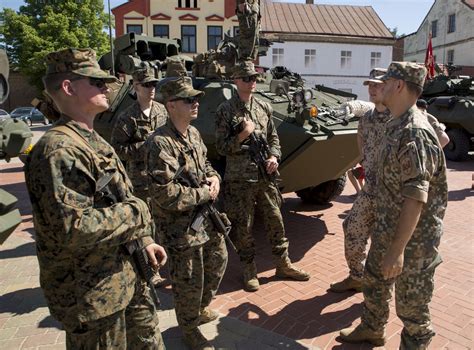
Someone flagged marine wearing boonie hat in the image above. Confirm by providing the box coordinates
[380,61,427,88]
[159,76,204,102]
[44,48,118,82]
[232,61,259,79]
[363,68,387,85]
[132,65,159,84]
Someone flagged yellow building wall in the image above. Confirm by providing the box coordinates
[122,0,238,56]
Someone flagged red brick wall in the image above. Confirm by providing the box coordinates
[0,72,38,113]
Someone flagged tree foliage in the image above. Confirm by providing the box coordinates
[0,0,112,92]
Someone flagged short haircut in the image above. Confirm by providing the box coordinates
[405,81,423,97]
[42,72,78,94]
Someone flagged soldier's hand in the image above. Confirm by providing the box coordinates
[265,155,279,174]
[206,176,220,200]
[381,249,404,280]
[238,119,255,142]
[145,243,167,270]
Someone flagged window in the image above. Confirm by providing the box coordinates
[178,0,198,8]
[126,24,143,35]
[153,25,169,38]
[304,49,316,68]
[181,25,196,53]
[233,26,240,37]
[448,14,456,33]
[272,48,284,66]
[207,26,222,50]
[340,50,352,69]
[370,52,381,68]
[447,49,454,64]
[431,20,438,38]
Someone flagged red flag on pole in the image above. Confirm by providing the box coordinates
[425,33,435,79]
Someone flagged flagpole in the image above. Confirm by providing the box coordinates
[108,0,115,76]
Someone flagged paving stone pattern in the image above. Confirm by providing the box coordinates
[1,153,473,349]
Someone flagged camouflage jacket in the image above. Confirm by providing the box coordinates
[146,119,220,250]
[375,106,447,268]
[24,115,154,324]
[358,108,391,194]
[110,100,168,196]
[215,94,281,182]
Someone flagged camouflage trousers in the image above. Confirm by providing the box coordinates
[342,190,376,280]
[362,230,441,349]
[237,12,259,61]
[167,232,228,332]
[64,282,164,349]
[224,180,289,264]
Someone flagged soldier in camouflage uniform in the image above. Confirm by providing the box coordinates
[146,77,228,350]
[215,62,309,292]
[330,68,391,293]
[340,62,448,349]
[236,0,260,61]
[24,48,167,349]
[111,65,168,285]
[416,99,450,148]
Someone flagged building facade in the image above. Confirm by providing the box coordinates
[112,0,239,54]
[403,0,474,75]
[258,1,394,100]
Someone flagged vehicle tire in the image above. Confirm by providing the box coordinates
[445,129,470,161]
[296,175,347,204]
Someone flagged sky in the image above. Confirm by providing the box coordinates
[1,0,434,36]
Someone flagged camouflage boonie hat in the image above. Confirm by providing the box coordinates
[44,48,117,82]
[380,61,427,88]
[132,65,159,84]
[166,57,187,78]
[232,61,259,79]
[160,76,204,102]
[363,68,387,85]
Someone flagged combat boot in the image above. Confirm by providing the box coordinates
[183,328,214,350]
[275,258,310,281]
[330,276,363,293]
[243,261,259,292]
[199,307,219,325]
[339,324,386,346]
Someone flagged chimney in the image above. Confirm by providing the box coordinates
[306,0,314,4]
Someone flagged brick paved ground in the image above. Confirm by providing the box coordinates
[1,150,473,349]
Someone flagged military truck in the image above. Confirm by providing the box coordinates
[95,33,364,204]
[422,68,474,161]
[0,49,33,244]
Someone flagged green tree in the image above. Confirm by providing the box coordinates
[0,0,112,92]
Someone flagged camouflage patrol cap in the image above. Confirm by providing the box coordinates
[380,61,427,88]
[166,57,187,78]
[132,65,159,84]
[44,48,117,82]
[363,68,387,85]
[232,61,259,79]
[160,76,204,102]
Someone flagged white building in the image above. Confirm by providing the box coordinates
[258,1,394,100]
[403,0,474,74]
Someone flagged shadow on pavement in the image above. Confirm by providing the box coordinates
[448,188,473,201]
[0,241,36,259]
[0,165,25,173]
[0,287,47,316]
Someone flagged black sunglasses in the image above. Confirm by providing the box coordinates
[141,81,156,88]
[241,75,257,83]
[171,96,200,104]
[88,78,108,89]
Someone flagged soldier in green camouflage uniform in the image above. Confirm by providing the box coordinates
[111,65,168,286]
[146,77,228,350]
[236,0,260,61]
[25,48,167,349]
[330,68,391,293]
[215,62,309,292]
[340,62,448,349]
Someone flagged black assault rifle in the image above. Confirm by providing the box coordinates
[95,172,161,308]
[174,167,237,253]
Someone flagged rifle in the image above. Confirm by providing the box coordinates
[174,167,237,253]
[95,171,160,309]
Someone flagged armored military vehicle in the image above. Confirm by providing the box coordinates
[0,49,33,244]
[422,67,474,161]
[95,33,364,204]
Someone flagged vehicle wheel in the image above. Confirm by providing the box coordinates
[27,118,33,126]
[445,129,470,161]
[296,175,346,204]
[43,119,48,125]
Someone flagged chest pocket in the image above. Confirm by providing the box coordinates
[135,119,154,141]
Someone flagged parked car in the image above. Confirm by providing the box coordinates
[0,108,10,122]
[10,107,47,126]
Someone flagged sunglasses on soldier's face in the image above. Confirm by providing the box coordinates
[171,96,200,104]
[141,82,156,88]
[241,75,257,83]
[88,78,108,89]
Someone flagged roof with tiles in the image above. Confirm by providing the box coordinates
[260,0,393,39]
